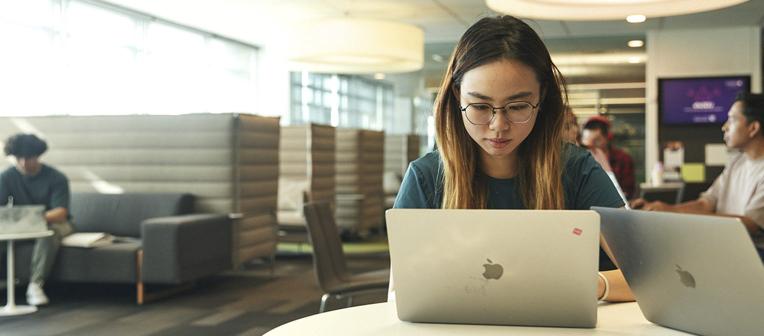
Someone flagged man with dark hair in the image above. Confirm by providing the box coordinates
[632,93,764,257]
[581,116,636,198]
[1,133,72,306]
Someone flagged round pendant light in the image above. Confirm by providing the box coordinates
[485,0,748,21]
[286,18,424,74]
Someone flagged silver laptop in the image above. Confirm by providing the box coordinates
[593,207,764,336]
[0,205,48,234]
[386,209,600,328]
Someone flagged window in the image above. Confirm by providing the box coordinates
[289,72,333,125]
[0,0,259,116]
[414,95,435,152]
[290,72,393,130]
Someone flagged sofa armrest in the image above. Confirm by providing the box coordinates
[141,213,232,284]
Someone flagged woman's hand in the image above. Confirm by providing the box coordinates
[597,274,606,300]
[597,270,635,302]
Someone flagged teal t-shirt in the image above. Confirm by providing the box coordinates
[393,144,624,210]
[0,164,71,214]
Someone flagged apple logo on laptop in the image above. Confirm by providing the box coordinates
[675,264,696,288]
[482,259,503,280]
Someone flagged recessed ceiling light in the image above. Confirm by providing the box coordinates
[626,14,646,23]
[374,73,385,80]
[628,56,642,64]
[431,54,444,63]
[628,40,644,48]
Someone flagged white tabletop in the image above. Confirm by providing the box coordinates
[0,230,54,241]
[266,302,691,335]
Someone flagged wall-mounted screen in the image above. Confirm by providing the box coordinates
[659,76,750,125]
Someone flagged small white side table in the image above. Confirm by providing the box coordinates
[0,230,53,316]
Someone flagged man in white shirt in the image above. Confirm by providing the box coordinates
[631,93,764,254]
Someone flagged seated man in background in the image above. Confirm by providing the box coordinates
[581,116,636,199]
[631,93,764,257]
[0,133,73,306]
[563,107,582,145]
[564,109,628,205]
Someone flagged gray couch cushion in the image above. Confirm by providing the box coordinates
[0,241,142,284]
[52,242,141,283]
[71,193,194,237]
[141,214,232,283]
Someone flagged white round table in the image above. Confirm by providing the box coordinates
[0,230,53,316]
[265,301,691,335]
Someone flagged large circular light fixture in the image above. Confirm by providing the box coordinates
[485,0,748,21]
[286,18,424,74]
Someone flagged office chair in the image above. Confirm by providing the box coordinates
[303,201,389,313]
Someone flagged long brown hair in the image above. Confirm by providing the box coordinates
[434,15,567,209]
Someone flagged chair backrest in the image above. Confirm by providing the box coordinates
[303,201,349,292]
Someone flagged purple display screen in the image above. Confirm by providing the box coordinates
[660,76,749,125]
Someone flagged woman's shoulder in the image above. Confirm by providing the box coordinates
[396,150,443,209]
[562,142,596,171]
[561,142,609,182]
[561,142,624,209]
[409,150,442,175]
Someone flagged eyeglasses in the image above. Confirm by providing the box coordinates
[460,101,540,125]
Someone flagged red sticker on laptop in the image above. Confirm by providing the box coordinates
[572,228,583,236]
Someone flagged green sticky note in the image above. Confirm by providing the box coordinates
[681,163,705,182]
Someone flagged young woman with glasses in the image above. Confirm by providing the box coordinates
[392,15,635,302]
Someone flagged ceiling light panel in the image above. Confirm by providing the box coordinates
[286,18,424,74]
[552,52,647,65]
[486,0,748,21]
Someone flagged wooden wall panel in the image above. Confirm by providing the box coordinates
[277,124,336,228]
[335,129,384,234]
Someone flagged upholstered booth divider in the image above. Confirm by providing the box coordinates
[335,129,384,235]
[0,114,280,267]
[384,134,421,179]
[383,134,421,208]
[232,115,280,265]
[278,124,336,231]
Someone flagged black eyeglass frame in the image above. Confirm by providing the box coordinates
[460,100,541,125]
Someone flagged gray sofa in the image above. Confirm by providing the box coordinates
[5,192,232,304]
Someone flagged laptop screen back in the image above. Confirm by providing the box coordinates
[386,209,600,328]
[594,207,764,336]
[0,205,47,234]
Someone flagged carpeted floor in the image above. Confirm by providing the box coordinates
[0,253,390,336]
[277,236,389,255]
